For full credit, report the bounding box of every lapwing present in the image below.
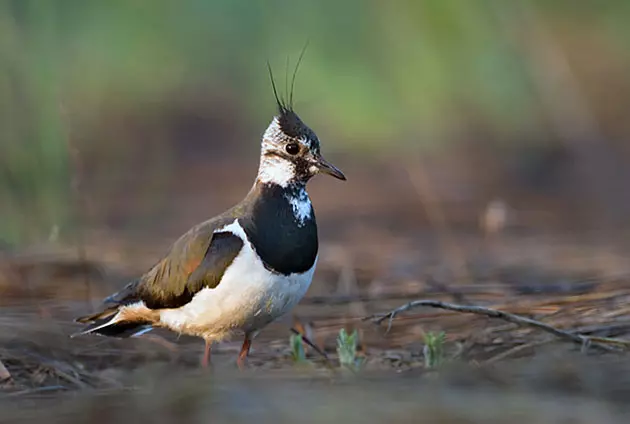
[73,64,346,369]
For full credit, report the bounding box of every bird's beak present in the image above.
[315,155,346,180]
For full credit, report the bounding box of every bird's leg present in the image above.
[237,334,252,370]
[201,339,212,368]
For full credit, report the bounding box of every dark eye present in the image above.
[285,143,300,155]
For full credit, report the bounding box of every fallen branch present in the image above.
[363,300,630,352]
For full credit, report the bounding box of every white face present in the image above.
[257,154,295,187]
[256,114,345,187]
[257,117,315,187]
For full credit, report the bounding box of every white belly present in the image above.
[158,219,316,340]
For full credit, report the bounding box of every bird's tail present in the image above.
[72,307,153,339]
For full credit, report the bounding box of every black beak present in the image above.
[315,155,346,180]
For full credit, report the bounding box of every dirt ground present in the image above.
[2,155,630,423]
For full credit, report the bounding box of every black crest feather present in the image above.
[267,61,288,113]
[266,42,309,113]
[266,42,311,139]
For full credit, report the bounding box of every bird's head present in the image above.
[257,60,345,188]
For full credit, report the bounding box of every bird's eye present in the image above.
[285,143,300,155]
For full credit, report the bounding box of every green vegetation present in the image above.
[423,331,446,369]
[2,1,630,244]
[336,328,363,372]
[289,329,364,371]
[289,333,308,364]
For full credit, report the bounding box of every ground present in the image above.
[2,156,630,423]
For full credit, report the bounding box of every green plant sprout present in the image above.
[423,331,446,369]
[290,333,308,364]
[336,329,364,372]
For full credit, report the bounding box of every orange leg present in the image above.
[237,334,252,370]
[201,339,212,368]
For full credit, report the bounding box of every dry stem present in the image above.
[364,300,630,352]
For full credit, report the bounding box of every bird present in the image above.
[72,62,346,370]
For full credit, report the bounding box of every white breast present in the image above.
[159,219,316,341]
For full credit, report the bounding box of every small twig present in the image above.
[290,327,330,362]
[386,311,397,334]
[6,385,67,397]
[290,327,337,372]
[364,300,627,352]
[47,365,89,389]
[484,338,555,365]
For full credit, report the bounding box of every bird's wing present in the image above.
[105,216,244,310]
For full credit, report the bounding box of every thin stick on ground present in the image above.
[6,385,67,397]
[363,300,630,351]
[483,338,555,365]
[290,327,330,362]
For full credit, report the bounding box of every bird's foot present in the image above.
[201,340,212,369]
[237,334,252,371]
[236,356,248,371]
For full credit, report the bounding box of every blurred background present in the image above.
[3,1,630,419]
[2,0,630,250]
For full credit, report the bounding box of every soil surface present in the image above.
[2,155,630,423]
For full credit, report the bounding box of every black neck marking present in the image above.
[239,183,317,276]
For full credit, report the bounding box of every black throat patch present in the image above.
[240,183,318,275]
